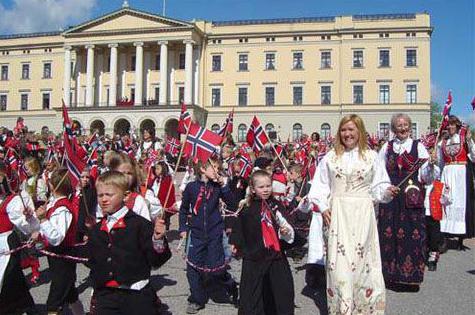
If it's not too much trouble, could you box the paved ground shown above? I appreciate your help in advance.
[28,230,475,315]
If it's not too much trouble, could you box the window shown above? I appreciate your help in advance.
[43,63,52,79]
[353,85,363,104]
[212,55,222,71]
[293,123,303,141]
[211,124,220,133]
[238,87,248,106]
[321,51,331,68]
[406,49,417,67]
[238,124,247,142]
[21,94,28,110]
[131,56,136,71]
[293,86,303,105]
[130,88,135,103]
[265,87,275,106]
[265,123,275,133]
[106,88,110,105]
[1,65,8,80]
[211,88,221,107]
[0,95,7,111]
[406,84,417,104]
[379,50,390,67]
[321,123,331,139]
[321,86,331,105]
[379,85,390,104]
[42,93,50,109]
[22,64,30,79]
[155,55,160,70]
[293,52,303,69]
[155,87,160,101]
[411,123,418,138]
[178,87,185,104]
[379,123,390,139]
[265,53,275,70]
[179,53,185,70]
[239,54,248,71]
[353,50,363,68]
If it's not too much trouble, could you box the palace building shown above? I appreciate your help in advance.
[0,3,432,141]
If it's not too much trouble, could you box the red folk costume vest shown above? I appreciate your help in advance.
[156,176,176,210]
[46,197,78,247]
[442,131,468,164]
[0,194,17,233]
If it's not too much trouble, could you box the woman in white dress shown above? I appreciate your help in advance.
[437,116,475,249]
[309,114,398,315]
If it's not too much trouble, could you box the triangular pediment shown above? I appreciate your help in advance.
[64,7,193,35]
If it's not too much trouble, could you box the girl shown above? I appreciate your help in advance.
[0,162,39,315]
[146,160,176,225]
[35,168,85,315]
[229,170,295,315]
[20,156,47,284]
[109,152,151,221]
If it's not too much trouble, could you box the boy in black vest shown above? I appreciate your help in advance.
[87,171,171,315]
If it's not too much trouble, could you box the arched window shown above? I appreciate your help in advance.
[321,123,331,140]
[238,124,247,142]
[265,123,275,133]
[211,124,220,133]
[292,123,303,141]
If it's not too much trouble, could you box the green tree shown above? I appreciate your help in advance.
[430,101,443,130]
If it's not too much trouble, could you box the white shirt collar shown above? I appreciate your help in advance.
[106,206,128,223]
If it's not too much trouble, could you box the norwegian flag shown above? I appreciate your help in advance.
[6,149,18,171]
[420,132,438,150]
[63,131,86,187]
[471,96,475,111]
[144,149,159,169]
[218,109,234,137]
[87,132,98,147]
[184,122,223,163]
[165,136,180,157]
[178,103,192,134]
[62,100,73,133]
[274,143,284,159]
[442,91,453,117]
[246,116,269,153]
[367,133,379,150]
[237,153,252,179]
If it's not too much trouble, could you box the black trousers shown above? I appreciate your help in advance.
[46,255,79,312]
[0,234,35,314]
[238,258,294,315]
[425,216,442,252]
[95,286,156,315]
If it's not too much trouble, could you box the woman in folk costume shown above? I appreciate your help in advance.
[0,162,40,315]
[437,115,475,249]
[309,114,398,314]
[377,113,436,291]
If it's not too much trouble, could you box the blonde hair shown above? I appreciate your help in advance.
[96,171,129,193]
[334,114,369,157]
[24,157,41,176]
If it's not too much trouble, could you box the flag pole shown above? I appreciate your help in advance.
[262,127,288,173]
[160,121,192,220]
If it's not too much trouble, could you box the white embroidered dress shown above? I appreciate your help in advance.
[310,148,392,315]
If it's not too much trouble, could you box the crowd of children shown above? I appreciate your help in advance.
[0,112,473,315]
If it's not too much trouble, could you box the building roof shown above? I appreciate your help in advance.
[0,31,62,40]
[352,13,416,21]
[212,16,335,26]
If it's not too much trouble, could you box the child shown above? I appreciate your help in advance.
[87,171,171,314]
[146,161,176,225]
[229,170,295,315]
[108,152,150,221]
[35,168,85,315]
[179,157,238,314]
[0,162,39,315]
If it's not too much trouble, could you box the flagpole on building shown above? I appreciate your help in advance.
[163,0,166,16]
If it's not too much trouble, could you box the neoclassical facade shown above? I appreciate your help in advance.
[0,4,432,140]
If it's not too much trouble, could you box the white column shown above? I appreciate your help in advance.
[134,42,144,106]
[63,46,72,106]
[194,46,201,105]
[75,53,82,106]
[85,45,95,107]
[158,41,168,105]
[184,40,194,105]
[96,51,104,107]
[109,43,118,106]
[120,51,127,98]
[144,50,151,102]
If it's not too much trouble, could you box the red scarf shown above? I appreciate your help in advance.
[261,200,281,252]
[193,185,213,215]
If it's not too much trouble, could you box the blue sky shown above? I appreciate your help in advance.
[1,0,473,122]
